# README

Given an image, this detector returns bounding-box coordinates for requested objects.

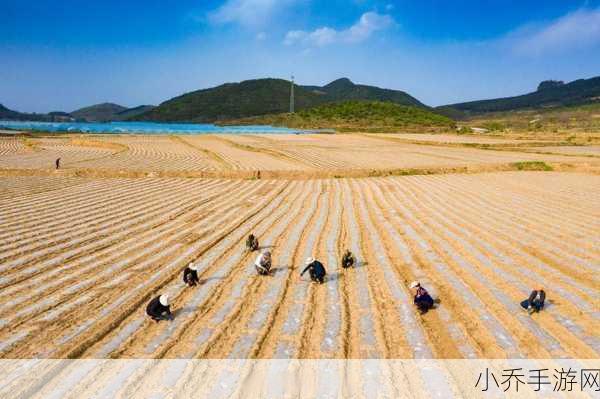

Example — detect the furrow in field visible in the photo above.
[0,180,233,285]
[316,180,343,357]
[0,181,259,329]
[103,181,300,358]
[0,179,227,259]
[0,181,286,357]
[355,178,479,359]
[368,179,526,359]
[383,177,592,358]
[244,180,327,358]
[441,174,600,238]
[0,178,123,219]
[224,181,321,359]
[271,181,330,358]
[398,176,599,354]
[0,181,265,351]
[421,174,600,264]
[0,176,90,201]
[419,175,600,291]
[348,179,465,396]
[339,180,380,358]
[74,181,291,358]
[0,178,177,238]
[159,181,310,359]
[0,180,245,306]
[183,184,322,398]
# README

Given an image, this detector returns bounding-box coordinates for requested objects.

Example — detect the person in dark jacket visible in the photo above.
[246,234,259,252]
[55,158,61,169]
[341,249,355,269]
[146,294,173,322]
[410,281,434,314]
[300,257,326,284]
[183,262,200,287]
[521,288,546,314]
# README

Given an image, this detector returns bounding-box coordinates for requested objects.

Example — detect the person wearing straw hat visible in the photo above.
[410,281,434,314]
[183,262,200,287]
[254,250,272,275]
[300,257,326,284]
[146,294,173,322]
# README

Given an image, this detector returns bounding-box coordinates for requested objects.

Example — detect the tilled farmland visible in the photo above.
[2,134,598,175]
[0,171,598,362]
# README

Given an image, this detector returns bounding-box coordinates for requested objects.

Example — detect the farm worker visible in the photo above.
[255,251,272,275]
[521,288,546,314]
[300,257,326,284]
[246,234,259,252]
[146,294,173,322]
[183,262,200,287]
[410,281,434,314]
[55,158,61,169]
[341,249,355,269]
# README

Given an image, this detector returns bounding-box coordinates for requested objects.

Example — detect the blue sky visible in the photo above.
[2,0,600,112]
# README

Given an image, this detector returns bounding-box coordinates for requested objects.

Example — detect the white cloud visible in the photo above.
[209,0,297,28]
[284,11,394,47]
[512,8,600,55]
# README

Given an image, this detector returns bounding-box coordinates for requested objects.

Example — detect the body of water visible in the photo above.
[0,121,314,135]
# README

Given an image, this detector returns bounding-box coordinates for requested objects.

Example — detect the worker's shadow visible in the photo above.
[327,272,342,282]
[353,261,368,269]
[173,307,195,317]
[270,265,290,275]
[200,276,225,285]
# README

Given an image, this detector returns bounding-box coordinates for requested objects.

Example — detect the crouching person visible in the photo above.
[410,281,434,314]
[246,234,259,252]
[521,288,546,314]
[255,251,272,275]
[301,257,326,284]
[341,249,354,269]
[183,262,200,287]
[146,294,173,322]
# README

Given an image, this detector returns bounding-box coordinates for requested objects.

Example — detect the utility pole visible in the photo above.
[289,75,295,113]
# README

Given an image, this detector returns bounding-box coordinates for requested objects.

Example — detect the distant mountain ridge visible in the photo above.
[437,76,600,118]
[302,78,425,107]
[0,104,73,122]
[0,102,155,123]
[134,77,425,123]
[70,103,128,122]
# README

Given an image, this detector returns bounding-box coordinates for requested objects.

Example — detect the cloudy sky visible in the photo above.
[2,0,600,112]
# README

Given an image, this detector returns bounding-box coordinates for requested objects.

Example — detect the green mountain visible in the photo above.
[0,104,71,122]
[134,77,426,123]
[222,100,454,132]
[303,78,425,107]
[438,76,600,118]
[0,104,24,120]
[114,105,155,120]
[135,79,328,123]
[70,102,128,122]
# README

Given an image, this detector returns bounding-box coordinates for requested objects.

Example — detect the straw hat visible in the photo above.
[409,281,420,289]
[159,294,169,306]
